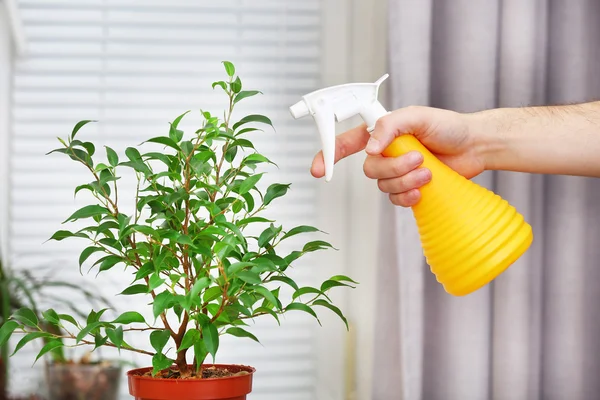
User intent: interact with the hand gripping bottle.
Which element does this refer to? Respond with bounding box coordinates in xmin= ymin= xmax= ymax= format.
xmin=289 ymin=75 xmax=533 ymax=296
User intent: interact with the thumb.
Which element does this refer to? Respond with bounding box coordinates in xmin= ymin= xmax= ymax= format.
xmin=365 ymin=106 xmax=427 ymax=155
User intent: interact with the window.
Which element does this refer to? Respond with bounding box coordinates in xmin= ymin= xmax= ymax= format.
xmin=8 ymin=1 xmax=352 ymax=399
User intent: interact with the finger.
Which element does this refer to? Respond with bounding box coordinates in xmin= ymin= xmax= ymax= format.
xmin=363 ymin=151 xmax=424 ymax=180
xmin=311 ymin=124 xmax=370 ymax=178
xmin=365 ymin=106 xmax=429 ymax=155
xmin=376 ymin=168 xmax=431 ymax=194
xmin=389 ymin=189 xmax=421 ymax=207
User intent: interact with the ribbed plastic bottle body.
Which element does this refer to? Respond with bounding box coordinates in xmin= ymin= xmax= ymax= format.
xmin=382 ymin=135 xmax=533 ymax=296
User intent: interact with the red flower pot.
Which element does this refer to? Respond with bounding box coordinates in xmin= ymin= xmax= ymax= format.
xmin=127 ymin=364 xmax=255 ymax=400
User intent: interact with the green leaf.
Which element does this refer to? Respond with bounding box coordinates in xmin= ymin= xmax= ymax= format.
xmin=234 ymin=90 xmax=261 ymax=104
xmin=48 ymin=230 xmax=87 ymax=241
xmin=112 ymin=311 xmax=146 ymax=325
xmin=150 ymin=329 xmax=171 ymax=353
xmin=82 ymin=142 xmax=95 ymax=156
xmin=321 ymin=280 xmax=355 ymax=292
xmin=292 ymin=286 xmax=325 ymax=301
xmin=106 ymin=326 xmax=124 ymax=350
xmin=176 ymin=234 xmax=193 ymax=246
xmin=214 ymin=242 xmax=234 ymax=260
xmin=237 ymin=217 xmax=273 ymax=226
xmin=313 ymin=299 xmax=349 ymax=330
xmin=119 ymin=284 xmax=149 ymax=296
xmin=264 ymin=184 xmax=290 ymax=206
xmin=63 ymin=205 xmax=110 ymax=223
xmin=74 ymin=184 xmax=94 ymax=197
xmin=329 ymin=275 xmax=359 ymax=284
xmin=253 ymin=286 xmax=281 ymax=310
xmin=282 ymin=225 xmax=320 ymax=240
xmin=42 ymin=309 xmax=60 ymax=325
xmin=233 ymin=114 xmax=273 ymax=131
xmin=87 ymin=308 xmax=109 ymax=325
xmin=243 ymin=153 xmax=273 ymax=165
xmin=172 ymin=110 xmax=190 ymax=130
xmin=189 ymin=277 xmax=211 ymax=301
xmin=181 ymin=141 xmax=194 ymax=156
xmin=237 ymin=271 xmax=261 ymax=285
xmin=148 ymin=274 xmax=165 ymax=291
xmin=258 ymin=226 xmax=278 ymax=248
xmin=0 ymin=321 xmax=20 ymax=347
xmin=268 ymin=276 xmax=299 ymax=291
xmin=76 ymin=321 xmax=102 ymax=343
xmin=178 ymin=329 xmax=200 ymax=351
xmin=226 ymin=327 xmax=259 ymax=343
xmin=98 ymin=255 xmax=122 ymax=272
xmin=242 ymin=192 xmax=255 ymax=212
xmin=12 ymin=332 xmax=50 ymax=356
xmin=153 ymin=291 xmax=175 ymax=319
xmin=254 ymin=306 xmax=280 ymax=324
xmin=303 ymin=240 xmax=335 ymax=252
xmin=222 ymin=61 xmax=235 ymax=76
xmin=212 ymin=81 xmax=227 ymax=91
xmin=227 ymin=262 xmax=256 ymax=275
xmin=145 ymin=136 xmax=180 ymax=151
xmin=35 ymin=340 xmax=64 ymax=363
xmin=105 ymin=146 xmax=119 ymax=166
xmin=238 ymin=173 xmax=263 ymax=195
xmin=58 ymin=314 xmax=78 ymax=327
xmin=285 ymin=303 xmax=320 ymax=323
xmin=125 ymin=147 xmax=142 ymax=161
xmin=71 ymin=120 xmax=96 ymax=140
xmin=203 ymin=287 xmax=222 ymax=303
xmin=12 ymin=308 xmax=38 ymax=328
xmin=152 ymin=353 xmax=173 ymax=376
xmin=169 ymin=124 xmax=184 ymax=143
xmin=201 ymin=321 xmax=219 ymax=361
xmin=224 ymin=145 xmax=238 ymax=163
xmin=231 ymin=76 xmax=242 ymax=93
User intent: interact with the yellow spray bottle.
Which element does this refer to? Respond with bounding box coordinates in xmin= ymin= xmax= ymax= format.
xmin=289 ymin=74 xmax=533 ymax=296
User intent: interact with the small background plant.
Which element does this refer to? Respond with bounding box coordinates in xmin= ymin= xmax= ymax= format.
xmin=0 ymin=61 xmax=355 ymax=379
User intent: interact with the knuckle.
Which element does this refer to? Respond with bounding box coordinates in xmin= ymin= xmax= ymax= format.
xmin=392 ymin=159 xmax=407 ymax=176
xmin=377 ymin=179 xmax=387 ymax=192
xmin=363 ymin=158 xmax=376 ymax=179
xmin=337 ymin=136 xmax=349 ymax=159
xmin=374 ymin=115 xmax=391 ymax=133
xmin=389 ymin=194 xmax=403 ymax=207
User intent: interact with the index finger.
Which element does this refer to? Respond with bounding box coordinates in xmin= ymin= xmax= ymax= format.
xmin=310 ymin=123 xmax=370 ymax=178
xmin=365 ymin=107 xmax=430 ymax=155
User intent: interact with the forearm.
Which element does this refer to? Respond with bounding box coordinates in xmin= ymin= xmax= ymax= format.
xmin=470 ymin=101 xmax=600 ymax=177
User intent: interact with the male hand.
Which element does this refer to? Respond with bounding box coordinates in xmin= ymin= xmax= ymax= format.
xmin=310 ymin=106 xmax=488 ymax=207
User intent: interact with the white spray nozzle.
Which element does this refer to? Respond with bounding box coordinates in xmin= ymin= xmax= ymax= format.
xmin=289 ymin=74 xmax=390 ymax=182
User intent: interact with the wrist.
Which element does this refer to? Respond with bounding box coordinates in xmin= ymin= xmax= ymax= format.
xmin=465 ymin=108 xmax=513 ymax=172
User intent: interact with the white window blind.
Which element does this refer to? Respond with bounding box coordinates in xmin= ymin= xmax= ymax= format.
xmin=9 ymin=1 xmax=330 ymax=399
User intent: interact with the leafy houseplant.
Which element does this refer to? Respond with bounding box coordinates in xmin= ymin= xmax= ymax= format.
xmin=0 ymin=62 xmax=354 ymax=400
xmin=0 ymin=254 xmax=120 ymax=400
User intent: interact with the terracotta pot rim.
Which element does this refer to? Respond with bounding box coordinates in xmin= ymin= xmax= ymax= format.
xmin=127 ymin=364 xmax=256 ymax=383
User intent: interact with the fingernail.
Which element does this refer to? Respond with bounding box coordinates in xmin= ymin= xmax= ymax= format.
xmin=406 ymin=151 xmax=423 ymax=165
xmin=366 ymin=138 xmax=380 ymax=153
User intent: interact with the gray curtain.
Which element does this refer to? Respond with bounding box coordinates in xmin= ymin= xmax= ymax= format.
xmin=374 ymin=0 xmax=600 ymax=399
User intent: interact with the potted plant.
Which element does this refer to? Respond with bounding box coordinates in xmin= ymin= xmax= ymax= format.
xmin=0 ymin=255 xmax=120 ymax=400
xmin=0 ymin=61 xmax=355 ymax=400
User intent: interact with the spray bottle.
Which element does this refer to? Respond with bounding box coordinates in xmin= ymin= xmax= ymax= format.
xmin=289 ymin=75 xmax=533 ymax=296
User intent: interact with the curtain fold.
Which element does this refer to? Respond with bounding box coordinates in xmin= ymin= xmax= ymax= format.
xmin=377 ymin=0 xmax=600 ymax=399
